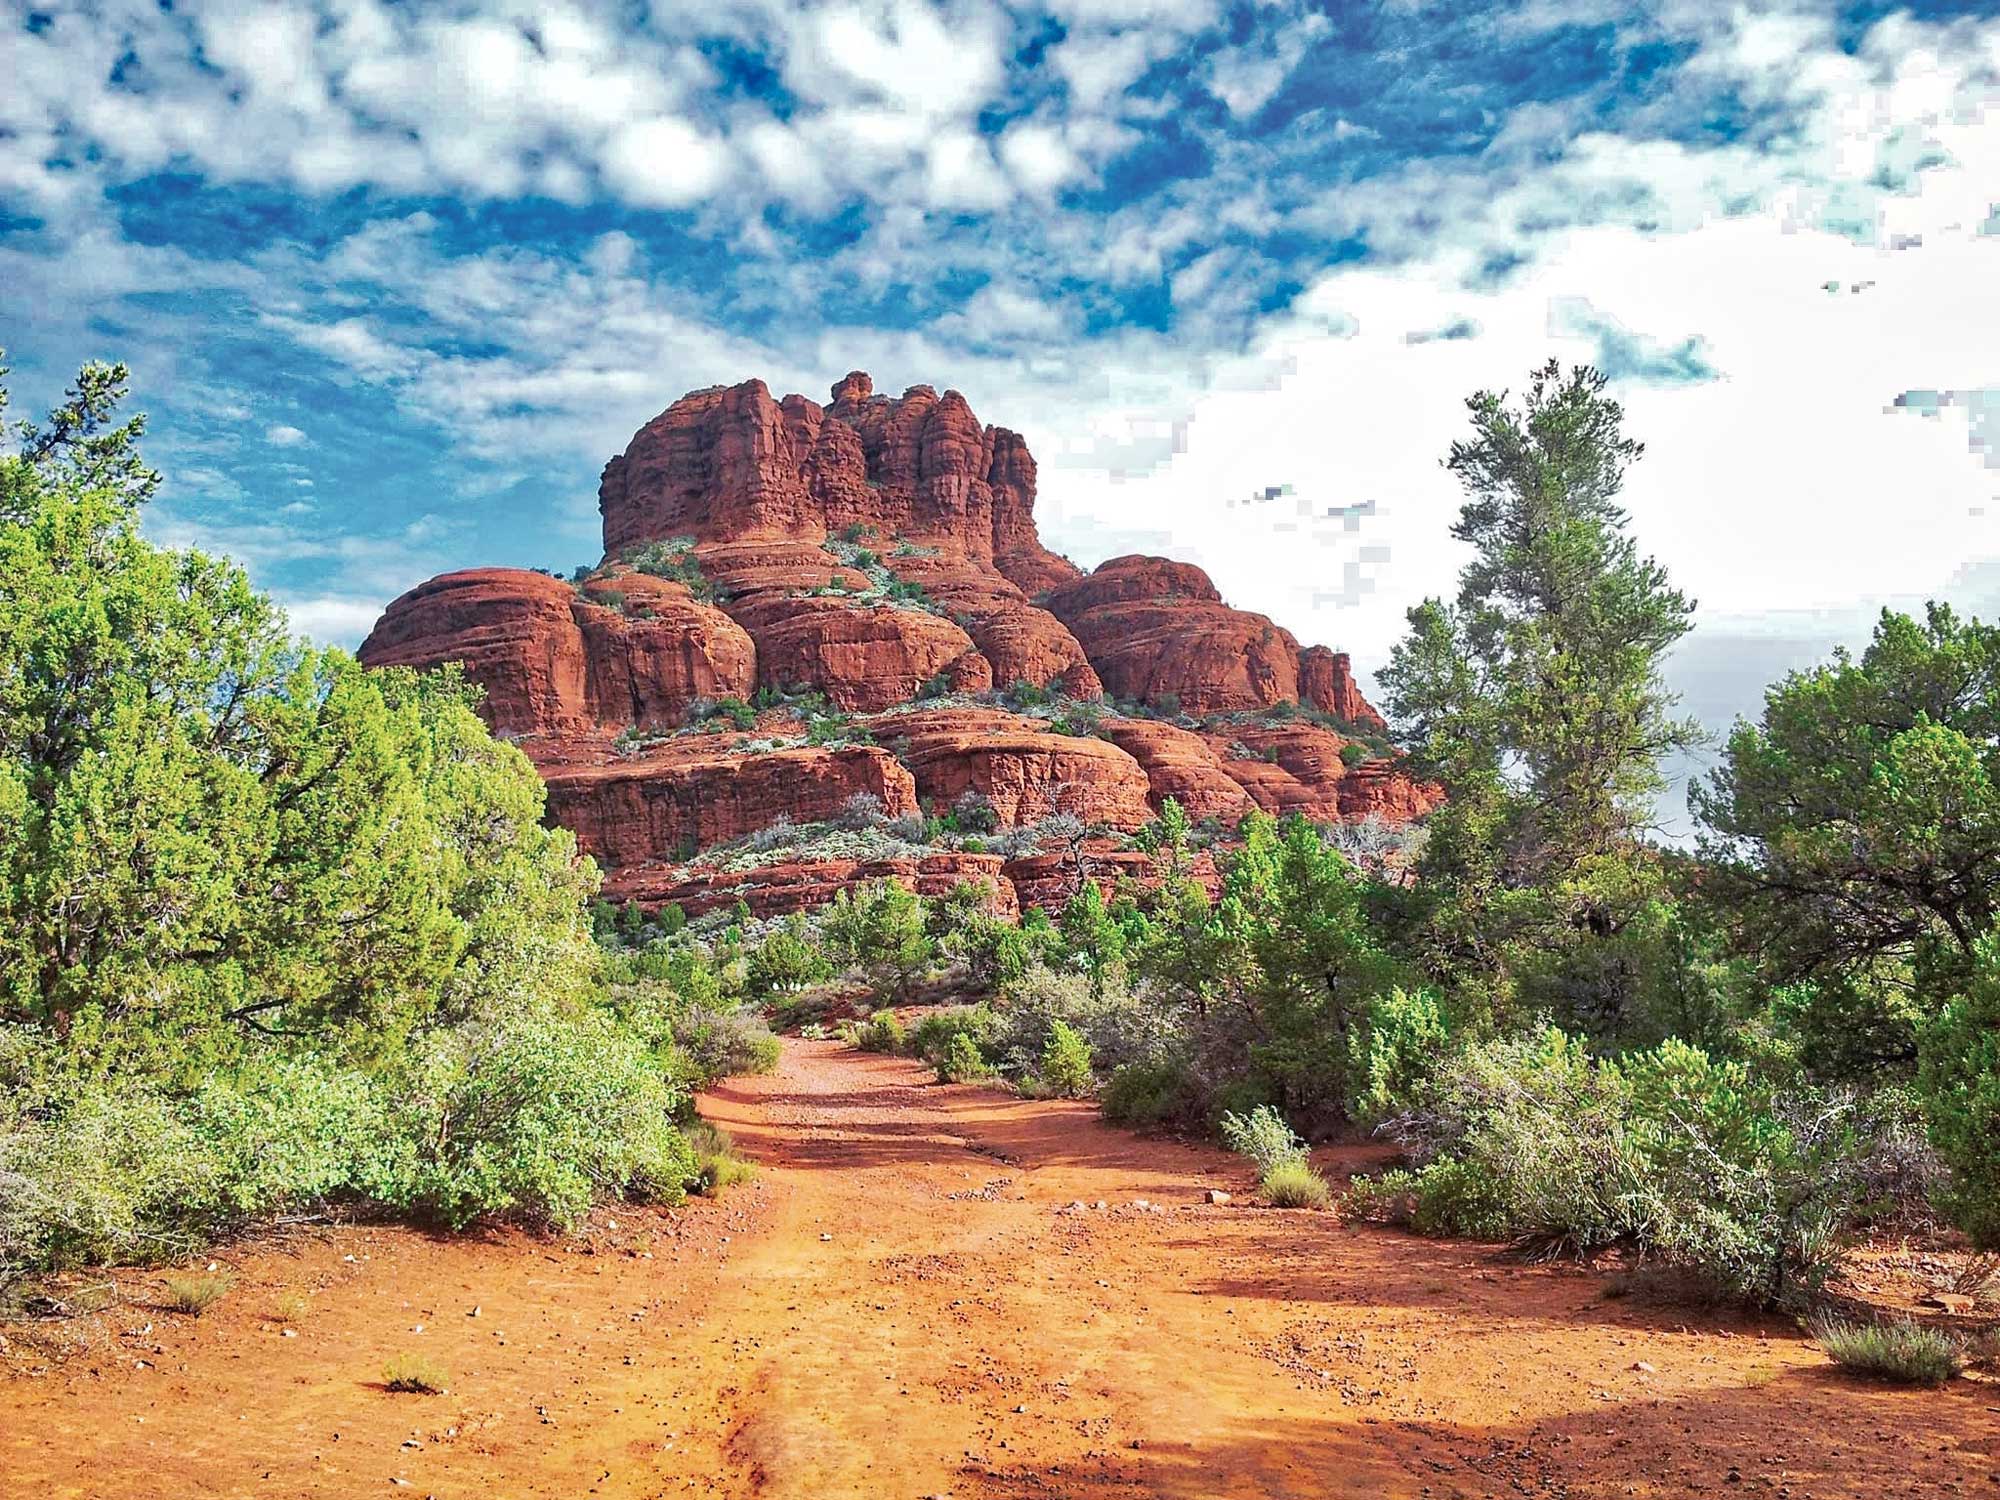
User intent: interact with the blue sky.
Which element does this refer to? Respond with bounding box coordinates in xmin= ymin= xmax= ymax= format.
xmin=4 ymin=0 xmax=1999 ymax=825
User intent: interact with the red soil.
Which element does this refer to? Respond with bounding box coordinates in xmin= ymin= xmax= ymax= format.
xmin=5 ymin=1042 xmax=1994 ymax=1498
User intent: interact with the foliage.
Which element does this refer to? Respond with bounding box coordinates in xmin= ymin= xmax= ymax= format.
xmin=747 ymin=917 xmax=834 ymax=998
xmin=1812 ymin=1317 xmax=1965 ymax=1385
xmin=1101 ymin=1058 xmax=1199 ymax=1127
xmin=908 ymin=1006 xmax=994 ymax=1070
xmin=686 ymin=1121 xmax=758 ymax=1198
xmin=160 ymin=1270 xmax=232 ymax=1316
xmin=1346 ymin=987 xmax=1452 ymax=1128
xmin=1220 ymin=1104 xmax=1308 ymax=1177
xmin=1260 ymin=1161 xmax=1332 ymax=1209
xmin=856 ymin=1012 xmax=907 ymax=1054
xmin=1379 ymin=362 xmax=1698 ymax=1018
xmin=937 ymin=1031 xmax=992 ymax=1083
xmin=822 ymin=881 xmax=934 ymax=1001
xmin=1918 ymin=928 xmax=2000 ymax=1249
xmin=1039 ymin=1020 xmax=1095 ymax=1098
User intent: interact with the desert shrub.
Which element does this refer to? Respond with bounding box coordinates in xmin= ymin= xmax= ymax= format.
xmin=908 ymin=1006 xmax=994 ymax=1069
xmin=1261 ymin=1161 xmax=1332 ymax=1209
xmin=685 ymin=1121 xmax=758 ymax=1198
xmin=1618 ymin=1041 xmax=1864 ymax=1305
xmin=672 ymin=1007 xmax=782 ymax=1085
xmin=857 ymin=1013 xmax=907 ymax=1054
xmin=1813 ymin=1317 xmax=1964 ymax=1385
xmin=1364 ymin=1029 xmax=1649 ymax=1251
xmin=374 ymin=1003 xmax=696 ymax=1231
xmin=836 ymin=791 xmax=886 ymax=829
xmin=742 ymin=815 xmax=797 ymax=854
xmin=1040 ymin=1021 xmax=1095 ymax=1098
xmin=0 ymin=1085 xmax=232 ymax=1274
xmin=382 ymin=1354 xmax=449 ymax=1394
xmin=1221 ymin=1104 xmax=1309 ymax=1177
xmin=746 ymin=917 xmax=833 ymax=999
xmin=160 ymin=1269 xmax=232 ymax=1315
xmin=1101 ymin=1057 xmax=1199 ymax=1127
xmin=989 ymin=965 xmax=1172 ymax=1078
xmin=950 ymin=790 xmax=999 ymax=834
xmin=937 ymin=1032 xmax=992 ymax=1084
xmin=1346 ymin=986 xmax=1452 ymax=1127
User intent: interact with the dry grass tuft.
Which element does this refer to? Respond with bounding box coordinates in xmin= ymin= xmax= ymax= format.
xmin=160 ymin=1271 xmax=232 ymax=1316
xmin=382 ymin=1353 xmax=449 ymax=1394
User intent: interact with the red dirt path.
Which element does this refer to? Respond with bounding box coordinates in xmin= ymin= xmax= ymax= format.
xmin=4 ymin=1039 xmax=1995 ymax=1497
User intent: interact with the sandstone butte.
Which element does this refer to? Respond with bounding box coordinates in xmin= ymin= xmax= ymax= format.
xmin=359 ymin=372 xmax=1440 ymax=916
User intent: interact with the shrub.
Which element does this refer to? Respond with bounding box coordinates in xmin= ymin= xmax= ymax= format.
xmin=908 ymin=1006 xmax=993 ymax=1068
xmin=685 ymin=1121 xmax=758 ymax=1198
xmin=1346 ymin=987 xmax=1451 ymax=1127
xmin=837 ymin=792 xmax=886 ymax=830
xmin=937 ymin=1032 xmax=991 ymax=1084
xmin=376 ymin=1003 xmax=697 ymax=1231
xmin=1370 ymin=1029 xmax=1648 ymax=1252
xmin=746 ymin=918 xmax=832 ymax=998
xmin=160 ymin=1270 xmax=232 ymax=1315
xmin=1221 ymin=1105 xmax=1309 ymax=1177
xmin=1813 ymin=1317 xmax=1964 ymax=1385
xmin=382 ymin=1354 xmax=450 ymax=1394
xmin=1040 ymin=1021 xmax=1095 ymax=1098
xmin=857 ymin=1013 xmax=907 ymax=1054
xmin=1102 ymin=1058 xmax=1198 ymax=1127
xmin=1261 ymin=1161 xmax=1332 ymax=1209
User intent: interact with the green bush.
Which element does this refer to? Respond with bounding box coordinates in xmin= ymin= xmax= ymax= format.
xmin=937 ymin=1032 xmax=991 ymax=1083
xmin=373 ymin=1003 xmax=696 ymax=1231
xmin=1813 ymin=1317 xmax=1964 ymax=1385
xmin=686 ymin=1121 xmax=758 ymax=1198
xmin=1261 ymin=1161 xmax=1332 ymax=1209
xmin=1101 ymin=1058 xmax=1198 ymax=1127
xmin=857 ymin=1013 xmax=907 ymax=1054
xmin=1040 ymin=1021 xmax=1095 ymax=1098
xmin=908 ymin=1005 xmax=993 ymax=1068
xmin=1346 ymin=986 xmax=1451 ymax=1126
xmin=1220 ymin=1104 xmax=1308 ymax=1177
xmin=1919 ymin=930 xmax=2000 ymax=1249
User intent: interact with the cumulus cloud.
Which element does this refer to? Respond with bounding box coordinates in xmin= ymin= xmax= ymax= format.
xmin=265 ymin=423 xmax=307 ymax=447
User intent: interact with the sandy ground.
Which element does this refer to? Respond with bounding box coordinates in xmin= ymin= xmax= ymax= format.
xmin=4 ymin=1037 xmax=1996 ymax=1499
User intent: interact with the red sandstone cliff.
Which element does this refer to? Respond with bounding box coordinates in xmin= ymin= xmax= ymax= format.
xmin=359 ymin=371 xmax=1433 ymax=913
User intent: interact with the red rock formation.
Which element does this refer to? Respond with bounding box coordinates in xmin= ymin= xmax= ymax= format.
xmin=359 ymin=567 xmax=755 ymax=736
xmin=541 ymin=740 xmax=917 ymax=870
xmin=1298 ymin=645 xmax=1386 ymax=729
xmin=882 ymin=707 xmax=1154 ymax=829
xmin=363 ymin=370 xmax=1434 ymax=917
xmin=1046 ymin=556 xmax=1304 ymax=713
xmin=1098 ymin=719 xmax=1255 ymax=824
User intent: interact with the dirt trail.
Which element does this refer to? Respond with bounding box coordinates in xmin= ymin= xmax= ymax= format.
xmin=5 ymin=1038 xmax=1995 ymax=1498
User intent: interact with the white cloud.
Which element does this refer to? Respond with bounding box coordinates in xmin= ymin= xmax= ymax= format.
xmin=282 ymin=596 xmax=388 ymax=646
xmin=265 ymin=423 xmax=307 ymax=447
xmin=601 ymin=116 xmax=730 ymax=207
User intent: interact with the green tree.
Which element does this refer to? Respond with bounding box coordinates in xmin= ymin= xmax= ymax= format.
xmin=1917 ymin=928 xmax=2000 ymax=1249
xmin=822 ymin=880 xmax=934 ymax=1001
xmin=746 ymin=917 xmax=832 ymax=999
xmin=1698 ymin=604 xmax=2000 ymax=1026
xmin=1379 ymin=360 xmax=1699 ymax=1013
